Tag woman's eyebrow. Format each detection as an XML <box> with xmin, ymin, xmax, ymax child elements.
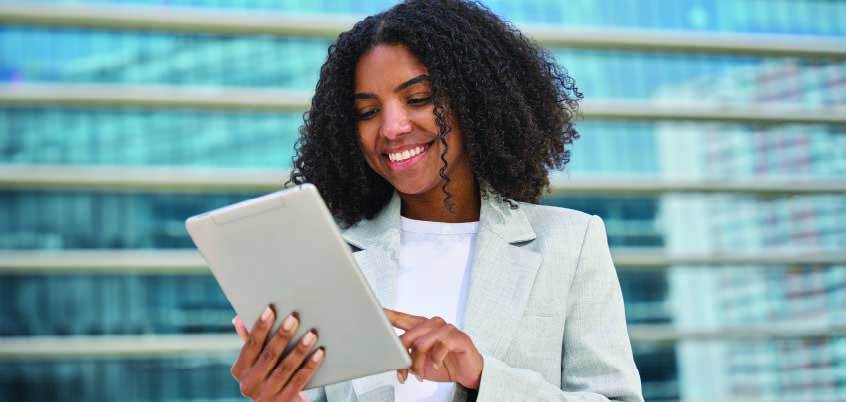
<box><xmin>353</xmin><ymin>75</ymin><xmax>431</xmax><ymax>99</ymax></box>
<box><xmin>354</xmin><ymin>93</ymin><xmax>375</xmax><ymax>100</ymax></box>
<box><xmin>393</xmin><ymin>75</ymin><xmax>430</xmax><ymax>92</ymax></box>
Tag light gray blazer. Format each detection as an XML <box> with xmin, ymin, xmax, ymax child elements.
<box><xmin>307</xmin><ymin>193</ymin><xmax>643</xmax><ymax>402</ymax></box>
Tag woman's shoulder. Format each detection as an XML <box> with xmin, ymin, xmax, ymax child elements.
<box><xmin>506</xmin><ymin>202</ymin><xmax>604</xmax><ymax>244</ymax></box>
<box><xmin>513</xmin><ymin>200</ymin><xmax>597</xmax><ymax>229</ymax></box>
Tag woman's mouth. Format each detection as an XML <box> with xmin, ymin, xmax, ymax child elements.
<box><xmin>384</xmin><ymin>141</ymin><xmax>434</xmax><ymax>170</ymax></box>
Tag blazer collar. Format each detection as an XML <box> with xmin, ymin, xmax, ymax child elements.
<box><xmin>475</xmin><ymin>194</ymin><xmax>536</xmax><ymax>244</ymax></box>
<box><xmin>341</xmin><ymin>191</ymin><xmax>537</xmax><ymax>250</ymax></box>
<box><xmin>342</xmin><ymin>192</ymin><xmax>401</xmax><ymax>252</ymax></box>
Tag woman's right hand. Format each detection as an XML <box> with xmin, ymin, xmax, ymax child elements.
<box><xmin>231</xmin><ymin>307</ymin><xmax>324</xmax><ymax>402</ymax></box>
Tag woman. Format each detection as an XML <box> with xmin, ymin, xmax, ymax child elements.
<box><xmin>230</xmin><ymin>1</ymin><xmax>643</xmax><ymax>401</ymax></box>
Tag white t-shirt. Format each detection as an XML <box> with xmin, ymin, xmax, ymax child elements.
<box><xmin>392</xmin><ymin>216</ymin><xmax>479</xmax><ymax>402</ymax></box>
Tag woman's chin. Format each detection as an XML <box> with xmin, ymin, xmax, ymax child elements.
<box><xmin>391</xmin><ymin>180</ymin><xmax>441</xmax><ymax>197</ymax></box>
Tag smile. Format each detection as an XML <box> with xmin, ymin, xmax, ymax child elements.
<box><xmin>384</xmin><ymin>141</ymin><xmax>434</xmax><ymax>169</ymax></box>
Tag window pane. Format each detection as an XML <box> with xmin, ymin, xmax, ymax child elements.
<box><xmin>0</xmin><ymin>28</ymin><xmax>330</xmax><ymax>88</ymax></box>
<box><xmin>0</xmin><ymin>108</ymin><xmax>302</xmax><ymax>167</ymax></box>
<box><xmin>0</xmin><ymin>356</ymin><xmax>240</xmax><ymax>402</ymax></box>
<box><xmin>15</xmin><ymin>0</ymin><xmax>846</xmax><ymax>35</ymax></box>
<box><xmin>0</xmin><ymin>274</ymin><xmax>231</xmax><ymax>336</ymax></box>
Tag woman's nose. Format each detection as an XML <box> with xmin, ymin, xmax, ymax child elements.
<box><xmin>379</xmin><ymin>104</ymin><xmax>412</xmax><ymax>140</ymax></box>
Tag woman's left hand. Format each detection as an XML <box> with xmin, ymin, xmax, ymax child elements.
<box><xmin>384</xmin><ymin>308</ymin><xmax>484</xmax><ymax>390</ymax></box>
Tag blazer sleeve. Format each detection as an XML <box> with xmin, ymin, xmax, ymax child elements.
<box><xmin>303</xmin><ymin>387</ymin><xmax>327</xmax><ymax>402</ymax></box>
<box><xmin>474</xmin><ymin>215</ymin><xmax>644</xmax><ymax>402</ymax></box>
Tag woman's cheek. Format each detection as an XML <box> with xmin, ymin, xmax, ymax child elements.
<box><xmin>356</xmin><ymin>126</ymin><xmax>377</xmax><ymax>155</ymax></box>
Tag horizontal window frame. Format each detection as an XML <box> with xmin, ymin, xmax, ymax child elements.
<box><xmin>2</xmin><ymin>84</ymin><xmax>846</xmax><ymax>126</ymax></box>
<box><xmin>1</xmin><ymin>249</ymin><xmax>844</xmax><ymax>274</ymax></box>
<box><xmin>1</xmin><ymin>322</ymin><xmax>845</xmax><ymax>360</ymax></box>
<box><xmin>1</xmin><ymin>165</ymin><xmax>844</xmax><ymax>195</ymax></box>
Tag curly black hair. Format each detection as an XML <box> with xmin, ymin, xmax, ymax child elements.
<box><xmin>290</xmin><ymin>0</ymin><xmax>582</xmax><ymax>226</ymax></box>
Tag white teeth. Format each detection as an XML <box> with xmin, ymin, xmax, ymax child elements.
<box><xmin>388</xmin><ymin>146</ymin><xmax>424</xmax><ymax>163</ymax></box>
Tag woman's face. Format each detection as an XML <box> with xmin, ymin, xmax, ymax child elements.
<box><xmin>354</xmin><ymin>44</ymin><xmax>468</xmax><ymax>196</ymax></box>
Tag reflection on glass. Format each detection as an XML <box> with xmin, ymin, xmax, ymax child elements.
<box><xmin>0</xmin><ymin>356</ymin><xmax>240</xmax><ymax>402</ymax></box>
<box><xmin>13</xmin><ymin>0</ymin><xmax>846</xmax><ymax>34</ymax></box>
<box><xmin>0</xmin><ymin>274</ymin><xmax>232</xmax><ymax>336</ymax></box>
<box><xmin>0</xmin><ymin>108</ymin><xmax>303</xmax><ymax>167</ymax></box>
<box><xmin>1</xmin><ymin>0</ymin><xmax>845</xmax><ymax>401</ymax></box>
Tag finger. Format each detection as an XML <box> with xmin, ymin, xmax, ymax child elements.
<box><xmin>398</xmin><ymin>316</ymin><xmax>446</xmax><ymax>351</ymax></box>
<box><xmin>409</xmin><ymin>323</ymin><xmax>455</xmax><ymax>377</ymax></box>
<box><xmin>231</xmin><ymin>306</ymin><xmax>276</xmax><ymax>381</ymax></box>
<box><xmin>428</xmin><ymin>339</ymin><xmax>451</xmax><ymax>370</ymax></box>
<box><xmin>276</xmin><ymin>347</ymin><xmax>325</xmax><ymax>402</ymax></box>
<box><xmin>396</xmin><ymin>368</ymin><xmax>409</xmax><ymax>384</ymax></box>
<box><xmin>299</xmin><ymin>391</ymin><xmax>309</xmax><ymax>402</ymax></box>
<box><xmin>232</xmin><ymin>316</ymin><xmax>249</xmax><ymax>342</ymax></box>
<box><xmin>241</xmin><ymin>313</ymin><xmax>300</xmax><ymax>396</ymax></box>
<box><xmin>384</xmin><ymin>308</ymin><xmax>426</xmax><ymax>331</ymax></box>
<box><xmin>264</xmin><ymin>329</ymin><xmax>319</xmax><ymax>396</ymax></box>
<box><xmin>397</xmin><ymin>317</ymin><xmax>447</xmax><ymax>378</ymax></box>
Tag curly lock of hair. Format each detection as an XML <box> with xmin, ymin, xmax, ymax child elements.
<box><xmin>290</xmin><ymin>0</ymin><xmax>582</xmax><ymax>226</ymax></box>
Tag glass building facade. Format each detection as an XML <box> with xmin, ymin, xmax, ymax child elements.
<box><xmin>659</xmin><ymin>60</ymin><xmax>846</xmax><ymax>400</ymax></box>
<box><xmin>1</xmin><ymin>1</ymin><xmax>844</xmax><ymax>401</ymax></box>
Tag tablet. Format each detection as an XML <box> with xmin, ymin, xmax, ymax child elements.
<box><xmin>185</xmin><ymin>183</ymin><xmax>411</xmax><ymax>389</ymax></box>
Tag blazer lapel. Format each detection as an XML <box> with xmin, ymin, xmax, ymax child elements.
<box><xmin>341</xmin><ymin>193</ymin><xmax>402</xmax><ymax>309</ymax></box>
<box><xmin>336</xmin><ymin>194</ymin><xmax>401</xmax><ymax>402</ymax></box>
<box><xmin>460</xmin><ymin>197</ymin><xmax>542</xmax><ymax>360</ymax></box>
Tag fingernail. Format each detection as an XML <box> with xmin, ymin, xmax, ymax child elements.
<box><xmin>302</xmin><ymin>331</ymin><xmax>316</xmax><ymax>346</ymax></box>
<box><xmin>231</xmin><ymin>317</ymin><xmax>237</xmax><ymax>327</ymax></box>
<box><xmin>396</xmin><ymin>371</ymin><xmax>403</xmax><ymax>383</ymax></box>
<box><xmin>311</xmin><ymin>348</ymin><xmax>324</xmax><ymax>363</ymax></box>
<box><xmin>282</xmin><ymin>314</ymin><xmax>296</xmax><ymax>331</ymax></box>
<box><xmin>414</xmin><ymin>373</ymin><xmax>422</xmax><ymax>382</ymax></box>
<box><xmin>432</xmin><ymin>362</ymin><xmax>439</xmax><ymax>369</ymax></box>
<box><xmin>261</xmin><ymin>307</ymin><xmax>273</xmax><ymax>322</ymax></box>
<box><xmin>299</xmin><ymin>391</ymin><xmax>308</xmax><ymax>402</ymax></box>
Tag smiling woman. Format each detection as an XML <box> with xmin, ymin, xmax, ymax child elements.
<box><xmin>231</xmin><ymin>0</ymin><xmax>644</xmax><ymax>401</ymax></box>
<box><xmin>353</xmin><ymin>45</ymin><xmax>476</xmax><ymax>222</ymax></box>
<box><xmin>289</xmin><ymin>0</ymin><xmax>582</xmax><ymax>228</ymax></box>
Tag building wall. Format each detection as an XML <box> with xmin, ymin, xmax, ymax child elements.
<box><xmin>1</xmin><ymin>1</ymin><xmax>844</xmax><ymax>401</ymax></box>
<box><xmin>658</xmin><ymin>61</ymin><xmax>846</xmax><ymax>400</ymax></box>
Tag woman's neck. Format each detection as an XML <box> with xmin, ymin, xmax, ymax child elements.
<box><xmin>398</xmin><ymin>173</ymin><xmax>480</xmax><ymax>223</ymax></box>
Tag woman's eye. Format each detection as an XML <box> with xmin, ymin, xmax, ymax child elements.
<box><xmin>408</xmin><ymin>97</ymin><xmax>431</xmax><ymax>106</ymax></box>
<box><xmin>358</xmin><ymin>109</ymin><xmax>379</xmax><ymax>120</ymax></box>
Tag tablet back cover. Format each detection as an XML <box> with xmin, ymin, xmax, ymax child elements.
<box><xmin>185</xmin><ymin>184</ymin><xmax>410</xmax><ymax>389</ymax></box>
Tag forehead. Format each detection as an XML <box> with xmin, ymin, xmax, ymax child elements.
<box><xmin>354</xmin><ymin>44</ymin><xmax>429</xmax><ymax>93</ymax></box>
